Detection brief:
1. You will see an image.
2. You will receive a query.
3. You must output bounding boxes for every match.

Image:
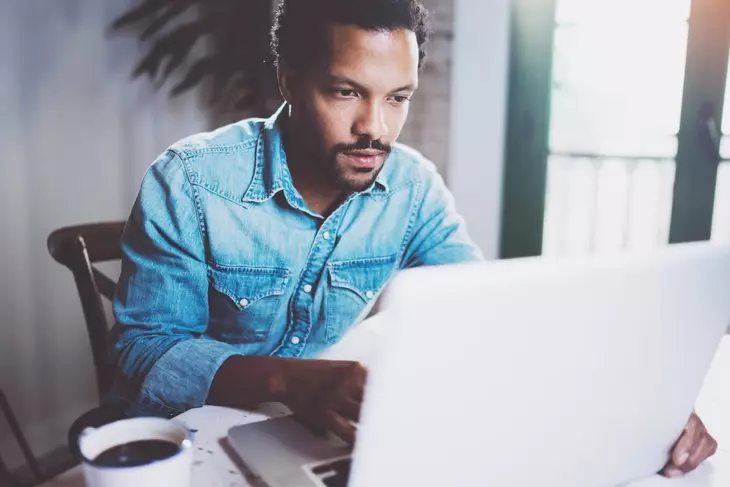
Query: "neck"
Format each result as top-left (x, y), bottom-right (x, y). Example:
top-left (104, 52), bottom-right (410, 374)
top-left (281, 117), bottom-right (345, 217)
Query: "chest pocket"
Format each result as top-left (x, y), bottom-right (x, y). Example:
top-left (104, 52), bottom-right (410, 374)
top-left (208, 265), bottom-right (290, 344)
top-left (325, 254), bottom-right (398, 344)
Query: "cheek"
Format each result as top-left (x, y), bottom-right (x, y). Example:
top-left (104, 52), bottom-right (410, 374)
top-left (386, 105), bottom-right (410, 141)
top-left (312, 94), bottom-right (356, 146)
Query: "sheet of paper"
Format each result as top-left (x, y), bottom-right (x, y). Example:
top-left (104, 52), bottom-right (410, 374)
top-left (317, 311), bottom-right (391, 368)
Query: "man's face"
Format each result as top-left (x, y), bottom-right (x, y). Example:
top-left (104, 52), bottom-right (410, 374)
top-left (286, 24), bottom-right (420, 192)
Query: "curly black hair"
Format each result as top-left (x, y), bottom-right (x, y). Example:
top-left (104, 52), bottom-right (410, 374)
top-left (271, 0), bottom-right (431, 72)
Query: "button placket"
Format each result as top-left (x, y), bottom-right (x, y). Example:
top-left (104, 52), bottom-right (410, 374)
top-left (274, 202), bottom-right (353, 357)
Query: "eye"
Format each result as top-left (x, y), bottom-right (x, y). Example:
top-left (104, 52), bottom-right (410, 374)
top-left (334, 89), bottom-right (358, 98)
top-left (390, 95), bottom-right (412, 104)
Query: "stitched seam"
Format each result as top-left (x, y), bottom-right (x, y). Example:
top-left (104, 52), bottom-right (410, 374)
top-left (170, 151), bottom-right (208, 265)
top-left (413, 211), bottom-right (454, 258)
top-left (327, 273), bottom-right (388, 302)
top-left (138, 391), bottom-right (186, 415)
top-left (399, 178), bottom-right (425, 265)
top-left (176, 139), bottom-right (257, 158)
top-left (328, 253), bottom-right (398, 267)
top-left (210, 284), bottom-right (286, 307)
top-left (137, 337), bottom-right (191, 415)
top-left (211, 263), bottom-right (290, 275)
top-left (193, 182), bottom-right (260, 208)
top-left (389, 179), bottom-right (417, 192)
top-left (328, 281), bottom-right (367, 303)
top-left (273, 200), bottom-right (351, 356)
top-left (208, 268), bottom-right (290, 304)
top-left (246, 124), bottom-right (267, 199)
top-left (368, 178), bottom-right (417, 199)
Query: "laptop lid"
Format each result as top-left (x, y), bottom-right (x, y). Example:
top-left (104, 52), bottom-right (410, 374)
top-left (349, 243), bottom-right (730, 487)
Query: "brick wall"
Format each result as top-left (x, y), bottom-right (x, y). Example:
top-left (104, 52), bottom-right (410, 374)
top-left (398, 0), bottom-right (455, 177)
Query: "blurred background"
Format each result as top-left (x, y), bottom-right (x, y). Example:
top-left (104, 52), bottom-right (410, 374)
top-left (0, 0), bottom-right (728, 482)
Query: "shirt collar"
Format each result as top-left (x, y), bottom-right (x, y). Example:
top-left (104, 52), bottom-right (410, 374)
top-left (241, 103), bottom-right (391, 206)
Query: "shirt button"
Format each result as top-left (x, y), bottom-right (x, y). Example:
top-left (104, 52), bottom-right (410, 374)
top-left (291, 336), bottom-right (301, 345)
top-left (366, 291), bottom-right (374, 299)
top-left (239, 298), bottom-right (249, 307)
top-left (303, 284), bottom-right (313, 293)
top-left (323, 231), bottom-right (331, 240)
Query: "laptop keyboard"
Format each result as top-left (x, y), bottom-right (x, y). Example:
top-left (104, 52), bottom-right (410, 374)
top-left (307, 456), bottom-right (352, 487)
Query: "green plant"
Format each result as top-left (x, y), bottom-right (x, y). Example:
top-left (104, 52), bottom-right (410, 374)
top-left (111, 0), bottom-right (281, 116)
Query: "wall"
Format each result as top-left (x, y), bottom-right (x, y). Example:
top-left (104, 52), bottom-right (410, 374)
top-left (0, 0), bottom-right (207, 468)
top-left (398, 0), bottom-right (457, 176)
top-left (448, 0), bottom-right (512, 259)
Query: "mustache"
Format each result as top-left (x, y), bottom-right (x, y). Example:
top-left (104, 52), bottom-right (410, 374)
top-left (334, 138), bottom-right (391, 154)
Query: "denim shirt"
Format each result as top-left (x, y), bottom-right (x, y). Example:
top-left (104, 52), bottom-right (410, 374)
top-left (110, 104), bottom-right (483, 418)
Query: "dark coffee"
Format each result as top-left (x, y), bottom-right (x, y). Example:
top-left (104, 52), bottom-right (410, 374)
top-left (92, 439), bottom-right (180, 467)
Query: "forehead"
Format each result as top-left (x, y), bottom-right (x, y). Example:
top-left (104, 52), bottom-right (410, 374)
top-left (318, 23), bottom-right (419, 90)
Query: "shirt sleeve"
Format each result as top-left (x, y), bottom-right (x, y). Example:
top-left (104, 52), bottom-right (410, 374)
top-left (110, 150), bottom-right (238, 417)
top-left (401, 166), bottom-right (484, 268)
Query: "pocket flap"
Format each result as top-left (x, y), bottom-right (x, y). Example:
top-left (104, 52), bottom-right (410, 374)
top-left (209, 265), bottom-right (290, 310)
top-left (327, 254), bottom-right (397, 302)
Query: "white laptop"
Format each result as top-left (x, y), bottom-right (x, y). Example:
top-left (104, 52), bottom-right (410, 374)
top-left (228, 242), bottom-right (730, 487)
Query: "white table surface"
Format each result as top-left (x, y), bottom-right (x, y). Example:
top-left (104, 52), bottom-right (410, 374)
top-left (43, 337), bottom-right (730, 487)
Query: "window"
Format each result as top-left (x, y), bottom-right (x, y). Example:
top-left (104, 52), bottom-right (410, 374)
top-left (502, 0), bottom-right (730, 258)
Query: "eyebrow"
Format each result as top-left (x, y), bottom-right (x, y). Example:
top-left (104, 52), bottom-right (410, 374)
top-left (328, 75), bottom-right (417, 94)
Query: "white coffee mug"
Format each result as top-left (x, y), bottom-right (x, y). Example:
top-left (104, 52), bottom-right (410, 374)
top-left (79, 417), bottom-right (193, 487)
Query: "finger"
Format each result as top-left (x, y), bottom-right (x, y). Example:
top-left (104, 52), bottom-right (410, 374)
top-left (324, 410), bottom-right (358, 444)
top-left (335, 397), bottom-right (362, 423)
top-left (661, 466), bottom-right (684, 478)
top-left (661, 417), bottom-right (700, 477)
top-left (346, 382), bottom-right (366, 405)
top-left (345, 366), bottom-right (367, 402)
top-left (671, 417), bottom-right (700, 467)
top-left (685, 433), bottom-right (716, 472)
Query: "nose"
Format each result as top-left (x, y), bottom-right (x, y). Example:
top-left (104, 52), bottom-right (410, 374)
top-left (353, 100), bottom-right (387, 142)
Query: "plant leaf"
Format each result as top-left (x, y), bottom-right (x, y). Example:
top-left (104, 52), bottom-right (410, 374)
top-left (113, 0), bottom-right (282, 114)
top-left (131, 22), bottom-right (210, 81)
top-left (111, 0), bottom-right (176, 31)
top-left (161, 46), bottom-right (188, 78)
top-left (171, 58), bottom-right (216, 96)
top-left (140, 1), bottom-right (193, 40)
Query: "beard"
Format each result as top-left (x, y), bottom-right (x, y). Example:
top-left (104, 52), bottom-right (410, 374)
top-left (326, 137), bottom-right (392, 192)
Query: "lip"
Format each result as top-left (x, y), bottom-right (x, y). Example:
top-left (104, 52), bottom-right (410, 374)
top-left (341, 150), bottom-right (387, 169)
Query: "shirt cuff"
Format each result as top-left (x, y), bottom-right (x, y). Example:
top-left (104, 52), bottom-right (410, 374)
top-left (138, 338), bottom-right (239, 413)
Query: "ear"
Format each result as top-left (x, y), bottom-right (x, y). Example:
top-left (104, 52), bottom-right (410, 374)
top-left (277, 62), bottom-right (297, 104)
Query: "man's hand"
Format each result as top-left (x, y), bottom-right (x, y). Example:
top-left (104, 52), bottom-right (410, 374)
top-left (661, 412), bottom-right (717, 477)
top-left (209, 356), bottom-right (366, 444)
top-left (274, 360), bottom-right (367, 444)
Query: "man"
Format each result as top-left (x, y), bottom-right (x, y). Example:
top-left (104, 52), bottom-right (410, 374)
top-left (109, 0), bottom-right (715, 478)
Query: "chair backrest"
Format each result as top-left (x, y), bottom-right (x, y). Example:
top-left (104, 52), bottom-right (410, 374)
top-left (47, 222), bottom-right (125, 400)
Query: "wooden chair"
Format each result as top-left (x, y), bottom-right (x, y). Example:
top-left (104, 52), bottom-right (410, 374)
top-left (47, 222), bottom-right (125, 399)
top-left (0, 389), bottom-right (44, 486)
top-left (47, 222), bottom-right (129, 459)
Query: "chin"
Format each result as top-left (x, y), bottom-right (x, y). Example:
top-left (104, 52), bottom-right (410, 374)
top-left (333, 162), bottom-right (383, 193)
top-left (338, 172), bottom-right (378, 192)
top-left (342, 178), bottom-right (376, 193)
